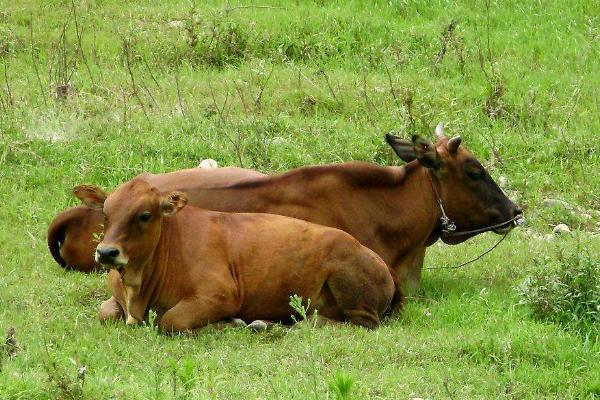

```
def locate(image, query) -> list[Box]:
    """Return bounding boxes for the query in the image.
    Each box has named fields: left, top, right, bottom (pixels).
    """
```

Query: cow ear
left=73, top=185, right=107, bottom=210
left=385, top=133, right=417, bottom=163
left=412, top=135, right=441, bottom=169
left=160, top=191, right=188, bottom=217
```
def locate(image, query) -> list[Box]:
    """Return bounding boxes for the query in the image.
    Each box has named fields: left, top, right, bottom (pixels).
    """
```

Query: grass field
left=1, top=0, right=599, bottom=398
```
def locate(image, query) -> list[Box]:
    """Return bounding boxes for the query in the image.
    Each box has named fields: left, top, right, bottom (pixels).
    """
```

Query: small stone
left=246, top=320, right=269, bottom=332
left=553, top=224, right=571, bottom=235
left=498, top=176, right=508, bottom=188
left=271, top=136, right=286, bottom=145
left=580, top=212, right=592, bottom=220
left=168, top=20, right=185, bottom=28
left=543, top=199, right=572, bottom=209
left=198, top=159, right=218, bottom=169
left=230, top=318, right=247, bottom=328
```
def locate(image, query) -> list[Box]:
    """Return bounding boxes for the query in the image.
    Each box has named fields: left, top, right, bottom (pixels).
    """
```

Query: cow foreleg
left=395, top=247, right=426, bottom=299
left=158, top=298, right=237, bottom=334
left=99, top=296, right=125, bottom=323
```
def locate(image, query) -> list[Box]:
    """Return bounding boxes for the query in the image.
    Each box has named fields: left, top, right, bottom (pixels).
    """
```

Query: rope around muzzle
left=426, top=173, right=524, bottom=270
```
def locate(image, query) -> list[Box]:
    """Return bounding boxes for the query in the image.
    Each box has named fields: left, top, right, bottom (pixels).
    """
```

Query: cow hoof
left=230, top=318, right=247, bottom=328
left=246, top=320, right=269, bottom=332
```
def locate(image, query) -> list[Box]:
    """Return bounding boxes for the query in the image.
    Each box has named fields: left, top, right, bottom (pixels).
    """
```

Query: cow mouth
left=493, top=215, right=524, bottom=234
left=99, top=260, right=126, bottom=267
left=98, top=260, right=127, bottom=274
left=493, top=224, right=513, bottom=234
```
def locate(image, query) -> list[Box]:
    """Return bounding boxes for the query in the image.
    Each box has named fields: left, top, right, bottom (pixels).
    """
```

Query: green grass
left=1, top=0, right=599, bottom=398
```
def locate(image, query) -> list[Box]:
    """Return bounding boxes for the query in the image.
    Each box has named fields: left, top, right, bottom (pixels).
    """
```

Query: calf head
left=73, top=179, right=187, bottom=285
left=386, top=124, right=522, bottom=244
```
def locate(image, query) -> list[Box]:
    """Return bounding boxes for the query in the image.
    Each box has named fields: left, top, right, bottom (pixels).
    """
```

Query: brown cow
left=48, top=167, right=265, bottom=272
left=74, top=179, right=395, bottom=332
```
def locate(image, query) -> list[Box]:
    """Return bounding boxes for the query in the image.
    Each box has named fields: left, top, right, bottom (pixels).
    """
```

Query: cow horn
left=435, top=123, right=446, bottom=139
left=448, top=135, right=462, bottom=153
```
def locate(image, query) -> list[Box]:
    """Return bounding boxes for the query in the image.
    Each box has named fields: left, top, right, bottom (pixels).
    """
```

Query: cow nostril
left=107, top=248, right=119, bottom=258
left=97, top=247, right=120, bottom=259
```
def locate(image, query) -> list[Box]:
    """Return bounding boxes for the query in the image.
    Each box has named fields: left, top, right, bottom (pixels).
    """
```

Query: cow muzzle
left=95, top=245, right=128, bottom=267
left=493, top=207, right=524, bottom=234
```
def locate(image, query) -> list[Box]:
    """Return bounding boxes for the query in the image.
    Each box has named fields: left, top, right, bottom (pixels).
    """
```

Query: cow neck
left=124, top=216, right=178, bottom=321
left=383, top=163, right=443, bottom=254
left=422, top=168, right=445, bottom=245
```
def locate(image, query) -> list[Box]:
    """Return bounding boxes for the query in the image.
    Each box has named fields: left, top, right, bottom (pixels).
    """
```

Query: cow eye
left=139, top=211, right=151, bottom=222
left=467, top=170, right=483, bottom=180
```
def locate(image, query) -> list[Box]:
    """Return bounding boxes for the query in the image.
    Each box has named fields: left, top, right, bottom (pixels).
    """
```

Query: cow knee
left=344, top=310, right=379, bottom=329
left=158, top=314, right=195, bottom=334
left=99, top=297, right=124, bottom=323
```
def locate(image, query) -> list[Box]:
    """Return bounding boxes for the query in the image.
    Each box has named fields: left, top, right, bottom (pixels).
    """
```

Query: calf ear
left=412, top=135, right=441, bottom=169
left=385, top=133, right=417, bottom=163
left=160, top=191, right=188, bottom=217
left=73, top=185, right=107, bottom=210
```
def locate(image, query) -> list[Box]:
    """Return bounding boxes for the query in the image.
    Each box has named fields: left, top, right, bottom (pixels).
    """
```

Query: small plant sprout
left=328, top=371, right=355, bottom=400
left=143, top=309, right=159, bottom=334
left=289, top=294, right=308, bottom=322
left=289, top=294, right=319, bottom=328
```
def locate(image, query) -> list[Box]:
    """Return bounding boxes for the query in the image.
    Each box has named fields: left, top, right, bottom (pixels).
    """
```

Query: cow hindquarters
left=320, top=249, right=395, bottom=329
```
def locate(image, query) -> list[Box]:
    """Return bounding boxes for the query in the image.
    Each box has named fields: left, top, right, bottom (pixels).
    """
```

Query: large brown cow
left=147, top=125, right=522, bottom=295
left=50, top=125, right=522, bottom=299
left=74, top=179, right=395, bottom=332
left=48, top=167, right=265, bottom=272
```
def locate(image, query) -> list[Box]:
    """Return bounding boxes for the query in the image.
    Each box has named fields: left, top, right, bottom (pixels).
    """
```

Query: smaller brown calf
left=75, top=179, right=396, bottom=332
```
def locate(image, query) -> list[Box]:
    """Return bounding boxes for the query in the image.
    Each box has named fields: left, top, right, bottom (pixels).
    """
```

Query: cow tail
left=47, top=208, right=76, bottom=269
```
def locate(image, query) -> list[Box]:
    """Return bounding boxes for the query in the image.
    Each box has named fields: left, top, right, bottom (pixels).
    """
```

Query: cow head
left=73, top=179, right=187, bottom=284
left=386, top=124, right=522, bottom=244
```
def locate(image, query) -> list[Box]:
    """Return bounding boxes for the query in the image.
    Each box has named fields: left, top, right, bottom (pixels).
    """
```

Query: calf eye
left=139, top=211, right=151, bottom=222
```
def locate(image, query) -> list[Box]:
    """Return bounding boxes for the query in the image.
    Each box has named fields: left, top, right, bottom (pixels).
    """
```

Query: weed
left=166, top=356, right=198, bottom=400
left=42, top=339, right=86, bottom=400
left=289, top=294, right=321, bottom=398
left=517, top=245, right=600, bottom=341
